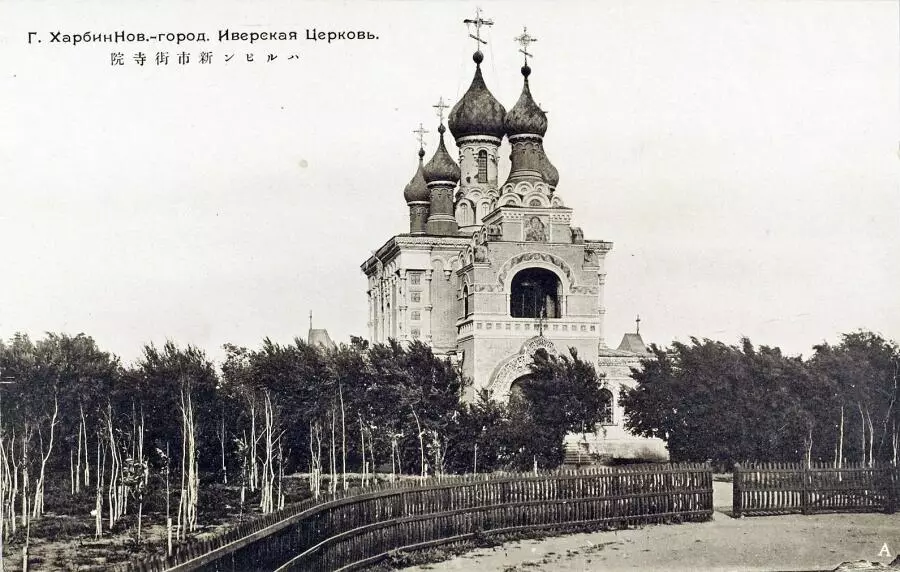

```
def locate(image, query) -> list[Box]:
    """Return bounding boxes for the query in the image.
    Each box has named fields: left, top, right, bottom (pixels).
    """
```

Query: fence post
left=800, top=463, right=810, bottom=515
left=732, top=463, right=742, bottom=518
left=887, top=466, right=897, bottom=515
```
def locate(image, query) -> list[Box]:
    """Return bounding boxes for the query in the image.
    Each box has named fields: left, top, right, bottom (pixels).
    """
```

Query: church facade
left=360, top=26, right=666, bottom=461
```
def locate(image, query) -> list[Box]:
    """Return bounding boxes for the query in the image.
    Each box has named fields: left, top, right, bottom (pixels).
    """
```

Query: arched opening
left=509, top=375, right=531, bottom=408
left=598, top=388, right=614, bottom=425
left=510, top=268, right=561, bottom=319
left=477, top=150, right=488, bottom=183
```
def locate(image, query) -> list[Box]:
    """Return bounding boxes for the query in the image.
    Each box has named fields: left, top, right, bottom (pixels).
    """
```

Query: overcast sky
left=0, top=0, right=898, bottom=365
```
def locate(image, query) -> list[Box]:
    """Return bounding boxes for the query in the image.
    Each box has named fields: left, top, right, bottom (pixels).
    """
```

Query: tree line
left=0, top=331, right=606, bottom=555
left=621, top=331, right=900, bottom=468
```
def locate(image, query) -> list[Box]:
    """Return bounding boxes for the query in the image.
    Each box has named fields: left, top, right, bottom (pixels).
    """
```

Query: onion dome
left=542, top=154, right=559, bottom=188
left=403, top=147, right=430, bottom=203
left=505, top=65, right=547, bottom=137
left=423, top=125, right=461, bottom=184
left=448, top=51, right=507, bottom=140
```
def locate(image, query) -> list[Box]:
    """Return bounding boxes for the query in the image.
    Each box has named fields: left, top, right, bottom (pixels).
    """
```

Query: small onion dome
left=542, top=154, right=559, bottom=188
left=423, top=125, right=461, bottom=184
left=448, top=51, right=507, bottom=140
left=403, top=147, right=430, bottom=203
left=505, top=65, right=547, bottom=137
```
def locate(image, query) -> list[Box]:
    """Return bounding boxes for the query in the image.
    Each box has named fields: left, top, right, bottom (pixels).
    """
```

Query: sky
left=0, top=0, right=898, bottom=365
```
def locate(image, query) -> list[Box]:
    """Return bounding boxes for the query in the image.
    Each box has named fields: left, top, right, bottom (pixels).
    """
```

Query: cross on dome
left=636, top=314, right=641, bottom=334
left=412, top=123, right=429, bottom=149
left=514, top=26, right=537, bottom=65
left=464, top=7, right=494, bottom=49
left=432, top=96, right=450, bottom=125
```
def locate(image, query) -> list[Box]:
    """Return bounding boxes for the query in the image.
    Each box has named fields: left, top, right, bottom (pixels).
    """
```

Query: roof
left=617, top=333, right=651, bottom=355
left=308, top=328, right=335, bottom=350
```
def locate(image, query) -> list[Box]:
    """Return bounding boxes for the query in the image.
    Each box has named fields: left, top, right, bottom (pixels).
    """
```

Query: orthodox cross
left=514, top=26, right=537, bottom=64
left=433, top=97, right=450, bottom=125
left=309, top=310, right=313, bottom=331
left=636, top=314, right=641, bottom=334
left=413, top=123, right=429, bottom=149
left=463, top=7, right=493, bottom=48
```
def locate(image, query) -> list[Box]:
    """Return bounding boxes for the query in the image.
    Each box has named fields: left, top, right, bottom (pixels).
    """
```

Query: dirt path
left=402, top=482, right=900, bottom=572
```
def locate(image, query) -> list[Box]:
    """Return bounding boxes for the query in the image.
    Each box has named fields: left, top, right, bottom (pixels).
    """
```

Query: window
left=411, top=310, right=420, bottom=321
left=457, top=202, right=473, bottom=226
left=599, top=389, right=614, bottom=425
left=462, top=285, right=470, bottom=317
left=411, top=292, right=421, bottom=303
left=510, top=268, right=561, bottom=319
left=409, top=273, right=421, bottom=285
left=477, top=150, right=488, bottom=183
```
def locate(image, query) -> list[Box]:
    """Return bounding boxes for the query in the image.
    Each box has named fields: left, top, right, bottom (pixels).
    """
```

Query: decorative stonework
left=496, top=252, right=576, bottom=292
left=488, top=336, right=560, bottom=397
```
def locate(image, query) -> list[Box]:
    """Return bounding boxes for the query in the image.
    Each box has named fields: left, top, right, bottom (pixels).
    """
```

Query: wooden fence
left=120, top=463, right=712, bottom=572
left=733, top=462, right=900, bottom=517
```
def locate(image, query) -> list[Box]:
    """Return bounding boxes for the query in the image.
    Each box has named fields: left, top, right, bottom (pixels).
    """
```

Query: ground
left=0, top=475, right=312, bottom=571
left=401, top=479, right=900, bottom=572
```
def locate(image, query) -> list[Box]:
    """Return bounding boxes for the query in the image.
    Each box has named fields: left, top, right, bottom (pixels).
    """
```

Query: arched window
left=458, top=202, right=476, bottom=226
left=599, top=389, right=614, bottom=425
left=477, top=150, right=488, bottom=183
left=510, top=268, right=561, bottom=319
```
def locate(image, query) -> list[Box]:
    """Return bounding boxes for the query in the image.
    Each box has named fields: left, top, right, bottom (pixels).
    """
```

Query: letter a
left=879, top=543, right=891, bottom=558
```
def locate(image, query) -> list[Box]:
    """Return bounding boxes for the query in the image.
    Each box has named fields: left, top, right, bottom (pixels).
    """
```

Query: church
left=360, top=19, right=667, bottom=462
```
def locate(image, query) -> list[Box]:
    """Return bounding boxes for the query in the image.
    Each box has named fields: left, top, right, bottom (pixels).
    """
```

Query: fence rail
left=733, top=461, right=900, bottom=517
left=122, top=463, right=712, bottom=572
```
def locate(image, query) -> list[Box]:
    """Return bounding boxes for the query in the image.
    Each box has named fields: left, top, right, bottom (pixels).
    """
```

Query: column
left=597, top=272, right=607, bottom=348
left=423, top=270, right=434, bottom=344
left=398, top=270, right=408, bottom=342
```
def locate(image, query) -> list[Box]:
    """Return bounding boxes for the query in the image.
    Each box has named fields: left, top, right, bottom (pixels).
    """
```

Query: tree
left=443, top=389, right=509, bottom=474
left=619, top=334, right=899, bottom=467
left=505, top=348, right=607, bottom=470
left=809, top=332, right=900, bottom=466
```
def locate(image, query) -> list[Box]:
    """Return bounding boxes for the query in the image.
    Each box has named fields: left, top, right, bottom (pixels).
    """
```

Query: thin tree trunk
left=858, top=402, right=866, bottom=466
left=32, top=397, right=58, bottom=518
left=866, top=406, right=875, bottom=467
left=250, top=400, right=258, bottom=492
left=411, top=407, right=425, bottom=478
left=358, top=415, right=366, bottom=487
left=837, top=404, right=844, bottom=469
left=80, top=405, right=90, bottom=488
left=166, top=441, right=171, bottom=555
left=339, top=385, right=347, bottom=491
left=330, top=408, right=337, bottom=495
left=75, top=416, right=82, bottom=493
left=219, top=415, right=227, bottom=485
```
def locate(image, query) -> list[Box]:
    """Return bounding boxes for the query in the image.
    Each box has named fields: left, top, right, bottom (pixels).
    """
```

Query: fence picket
left=122, top=464, right=714, bottom=572
left=732, top=462, right=900, bottom=517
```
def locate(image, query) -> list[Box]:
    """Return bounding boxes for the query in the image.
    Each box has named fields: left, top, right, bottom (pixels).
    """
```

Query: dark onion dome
left=403, top=147, right=430, bottom=203
left=448, top=51, right=507, bottom=140
left=504, top=65, right=547, bottom=137
left=542, top=153, right=559, bottom=188
left=423, top=125, right=461, bottom=184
